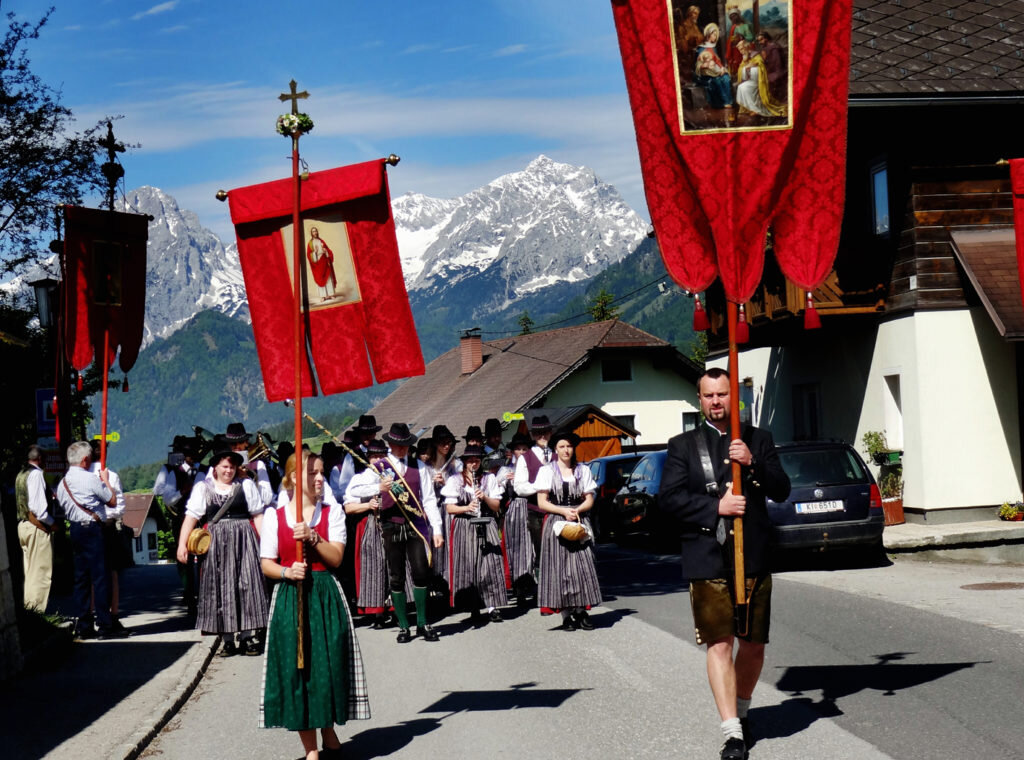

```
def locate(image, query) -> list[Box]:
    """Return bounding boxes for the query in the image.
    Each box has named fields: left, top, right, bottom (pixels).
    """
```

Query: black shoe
left=488, top=609, right=503, bottom=623
left=740, top=717, right=754, bottom=749
left=372, top=616, right=387, bottom=630
left=396, top=628, right=412, bottom=644
left=418, top=625, right=440, bottom=642
left=243, top=639, right=262, bottom=656
left=574, top=611, right=595, bottom=630
left=219, top=640, right=239, bottom=656
left=720, top=737, right=747, bottom=760
left=96, top=627, right=129, bottom=640
left=109, top=617, right=127, bottom=633
left=469, top=609, right=485, bottom=626
left=73, top=626, right=96, bottom=641
left=561, top=617, right=578, bottom=632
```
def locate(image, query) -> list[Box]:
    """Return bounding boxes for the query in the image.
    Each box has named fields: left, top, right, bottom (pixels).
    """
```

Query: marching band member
left=375, top=423, right=444, bottom=643
left=512, top=414, right=555, bottom=603
left=342, top=439, right=393, bottom=629
left=483, top=417, right=509, bottom=473
left=535, top=430, right=602, bottom=631
left=205, top=423, right=274, bottom=507
left=492, top=432, right=535, bottom=603
left=177, top=449, right=268, bottom=655
left=154, top=435, right=205, bottom=618
left=329, top=415, right=382, bottom=503
left=424, top=424, right=459, bottom=593
left=259, top=450, right=370, bottom=760
left=442, top=444, right=507, bottom=623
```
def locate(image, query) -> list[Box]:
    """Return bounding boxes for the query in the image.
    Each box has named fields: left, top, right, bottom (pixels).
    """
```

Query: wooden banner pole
left=726, top=301, right=748, bottom=632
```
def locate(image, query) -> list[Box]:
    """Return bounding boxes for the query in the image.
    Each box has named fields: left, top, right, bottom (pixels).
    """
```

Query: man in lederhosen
left=511, top=413, right=554, bottom=604
left=659, top=368, right=790, bottom=760
left=374, top=422, right=444, bottom=643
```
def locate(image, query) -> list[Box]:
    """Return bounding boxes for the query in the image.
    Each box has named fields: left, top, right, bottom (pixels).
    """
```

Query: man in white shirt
left=15, top=446, right=57, bottom=612
left=90, top=440, right=128, bottom=632
left=329, top=415, right=382, bottom=503
left=513, top=413, right=555, bottom=577
left=56, top=440, right=123, bottom=639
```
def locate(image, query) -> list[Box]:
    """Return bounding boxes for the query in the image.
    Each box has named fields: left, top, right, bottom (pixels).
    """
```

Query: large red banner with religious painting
left=62, top=206, right=149, bottom=372
left=1011, top=159, right=1024, bottom=309
left=227, top=158, right=424, bottom=402
left=612, top=0, right=852, bottom=303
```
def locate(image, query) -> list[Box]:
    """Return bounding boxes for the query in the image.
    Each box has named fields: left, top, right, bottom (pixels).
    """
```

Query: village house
left=368, top=319, right=702, bottom=459
left=706, top=0, right=1024, bottom=523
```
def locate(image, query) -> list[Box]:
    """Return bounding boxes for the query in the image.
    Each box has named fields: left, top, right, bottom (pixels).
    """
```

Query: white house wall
left=709, top=308, right=1021, bottom=513
left=545, top=354, right=699, bottom=445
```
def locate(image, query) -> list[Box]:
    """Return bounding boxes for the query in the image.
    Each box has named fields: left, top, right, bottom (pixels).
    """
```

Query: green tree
left=1, top=8, right=106, bottom=275
left=517, top=311, right=535, bottom=335
left=587, top=288, right=621, bottom=322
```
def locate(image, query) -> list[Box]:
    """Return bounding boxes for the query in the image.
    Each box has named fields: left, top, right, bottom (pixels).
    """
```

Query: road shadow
left=344, top=718, right=443, bottom=759
left=768, top=651, right=984, bottom=730
left=772, top=545, right=893, bottom=573
left=1, top=639, right=194, bottom=759
left=420, top=681, right=588, bottom=713
left=595, top=545, right=687, bottom=599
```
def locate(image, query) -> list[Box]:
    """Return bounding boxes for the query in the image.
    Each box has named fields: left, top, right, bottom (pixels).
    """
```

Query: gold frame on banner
left=667, top=0, right=794, bottom=135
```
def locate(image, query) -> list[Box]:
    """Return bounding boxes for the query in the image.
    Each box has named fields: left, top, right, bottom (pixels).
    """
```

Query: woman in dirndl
left=442, top=444, right=508, bottom=623
left=536, top=430, right=602, bottom=631
left=259, top=449, right=370, bottom=760
left=424, top=425, right=459, bottom=589
left=492, top=433, right=536, bottom=605
left=343, top=438, right=392, bottom=629
left=176, top=450, right=268, bottom=654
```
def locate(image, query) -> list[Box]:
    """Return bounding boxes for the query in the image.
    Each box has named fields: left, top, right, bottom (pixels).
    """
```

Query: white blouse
left=184, top=478, right=263, bottom=521
left=259, top=499, right=346, bottom=559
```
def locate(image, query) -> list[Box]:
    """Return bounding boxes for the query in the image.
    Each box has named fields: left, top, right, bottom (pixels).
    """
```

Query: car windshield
left=778, top=448, right=868, bottom=488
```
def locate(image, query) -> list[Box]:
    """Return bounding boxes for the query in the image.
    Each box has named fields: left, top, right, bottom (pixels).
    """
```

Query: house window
left=147, top=533, right=157, bottom=551
left=792, top=382, right=822, bottom=441
left=134, top=537, right=142, bottom=553
left=870, top=163, right=889, bottom=236
left=682, top=412, right=699, bottom=432
left=601, top=358, right=632, bottom=383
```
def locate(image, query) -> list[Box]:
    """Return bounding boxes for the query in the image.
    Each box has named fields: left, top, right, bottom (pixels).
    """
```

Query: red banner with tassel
left=1011, top=159, right=1024, bottom=309
left=227, top=159, right=424, bottom=402
left=611, top=0, right=851, bottom=307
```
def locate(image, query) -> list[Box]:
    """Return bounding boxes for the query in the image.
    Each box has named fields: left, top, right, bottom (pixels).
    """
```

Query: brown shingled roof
left=950, top=228, right=1024, bottom=340
left=850, top=0, right=1024, bottom=96
left=367, top=320, right=687, bottom=438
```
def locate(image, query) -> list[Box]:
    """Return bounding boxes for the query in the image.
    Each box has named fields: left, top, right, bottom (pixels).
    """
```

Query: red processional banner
left=227, top=158, right=424, bottom=402
left=1011, top=159, right=1024, bottom=308
left=62, top=206, right=149, bottom=372
left=611, top=0, right=852, bottom=302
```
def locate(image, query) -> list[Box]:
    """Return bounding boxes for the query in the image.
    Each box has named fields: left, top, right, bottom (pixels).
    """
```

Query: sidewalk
left=883, top=518, right=1024, bottom=562
left=1, top=563, right=218, bottom=760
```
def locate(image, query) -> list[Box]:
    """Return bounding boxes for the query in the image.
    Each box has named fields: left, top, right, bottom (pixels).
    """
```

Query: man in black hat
left=375, top=422, right=444, bottom=642
left=154, top=435, right=205, bottom=618
left=483, top=418, right=508, bottom=472
left=210, top=423, right=273, bottom=506
left=659, top=368, right=789, bottom=760
left=330, top=415, right=382, bottom=503
left=511, top=413, right=555, bottom=602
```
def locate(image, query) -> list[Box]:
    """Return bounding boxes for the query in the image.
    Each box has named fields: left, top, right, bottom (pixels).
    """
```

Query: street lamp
left=28, top=275, right=60, bottom=328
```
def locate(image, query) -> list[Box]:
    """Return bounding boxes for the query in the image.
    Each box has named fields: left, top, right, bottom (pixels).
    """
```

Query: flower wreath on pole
left=276, top=112, right=314, bottom=137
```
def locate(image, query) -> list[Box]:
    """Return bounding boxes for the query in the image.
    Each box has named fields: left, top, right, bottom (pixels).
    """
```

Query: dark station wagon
left=586, top=452, right=646, bottom=540
left=768, top=441, right=885, bottom=551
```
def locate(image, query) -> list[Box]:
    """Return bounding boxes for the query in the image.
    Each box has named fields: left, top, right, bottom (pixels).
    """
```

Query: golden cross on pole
left=278, top=79, right=309, bottom=115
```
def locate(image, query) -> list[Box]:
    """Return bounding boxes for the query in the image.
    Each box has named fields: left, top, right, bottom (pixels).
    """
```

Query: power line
left=479, top=274, right=680, bottom=336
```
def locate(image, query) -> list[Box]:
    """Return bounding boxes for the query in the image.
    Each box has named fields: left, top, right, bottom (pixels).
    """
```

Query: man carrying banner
left=659, top=368, right=789, bottom=759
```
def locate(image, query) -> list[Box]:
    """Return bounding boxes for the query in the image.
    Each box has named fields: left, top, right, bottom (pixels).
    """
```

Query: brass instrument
left=248, top=431, right=279, bottom=467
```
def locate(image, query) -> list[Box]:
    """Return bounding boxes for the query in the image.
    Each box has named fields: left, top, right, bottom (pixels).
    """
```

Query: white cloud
left=132, top=2, right=179, bottom=21
left=494, top=44, right=527, bottom=57
left=160, top=25, right=188, bottom=34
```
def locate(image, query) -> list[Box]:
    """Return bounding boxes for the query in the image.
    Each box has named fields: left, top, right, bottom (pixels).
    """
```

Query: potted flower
left=863, top=431, right=905, bottom=525
left=998, top=501, right=1024, bottom=522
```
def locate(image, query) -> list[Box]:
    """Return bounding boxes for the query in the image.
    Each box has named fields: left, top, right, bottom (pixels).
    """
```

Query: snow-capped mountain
left=393, top=155, right=648, bottom=311
left=3, top=156, right=648, bottom=343
left=122, top=187, right=248, bottom=346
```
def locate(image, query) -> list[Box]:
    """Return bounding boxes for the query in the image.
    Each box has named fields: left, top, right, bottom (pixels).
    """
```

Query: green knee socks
left=413, top=586, right=429, bottom=628
left=391, top=591, right=410, bottom=630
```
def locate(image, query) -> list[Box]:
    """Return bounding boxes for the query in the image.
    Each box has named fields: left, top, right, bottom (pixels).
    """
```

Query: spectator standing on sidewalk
left=15, top=445, right=59, bottom=612
left=56, top=440, right=125, bottom=639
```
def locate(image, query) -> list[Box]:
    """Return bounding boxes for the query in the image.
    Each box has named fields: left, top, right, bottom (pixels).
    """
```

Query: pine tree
left=517, top=311, right=535, bottom=335
left=587, top=288, right=621, bottom=322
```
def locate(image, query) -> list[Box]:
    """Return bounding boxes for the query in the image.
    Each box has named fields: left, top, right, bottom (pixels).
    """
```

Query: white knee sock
left=721, top=717, right=743, bottom=741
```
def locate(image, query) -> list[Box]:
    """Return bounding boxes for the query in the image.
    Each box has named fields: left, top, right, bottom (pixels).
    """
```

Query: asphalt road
left=142, top=546, right=1024, bottom=760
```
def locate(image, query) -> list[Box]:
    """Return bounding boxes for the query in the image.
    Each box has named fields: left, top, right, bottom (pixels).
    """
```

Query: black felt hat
left=549, top=430, right=581, bottom=450
left=382, top=422, right=417, bottom=447
left=355, top=415, right=383, bottom=433
left=484, top=418, right=502, bottom=438
left=509, top=432, right=533, bottom=450
left=365, top=439, right=388, bottom=456
left=431, top=425, right=456, bottom=444
left=463, top=425, right=484, bottom=442
left=209, top=450, right=244, bottom=469
left=223, top=422, right=252, bottom=444
left=530, top=414, right=553, bottom=433
left=460, top=444, right=487, bottom=460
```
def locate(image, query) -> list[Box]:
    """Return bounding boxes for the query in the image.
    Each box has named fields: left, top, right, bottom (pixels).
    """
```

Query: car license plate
left=795, top=500, right=844, bottom=514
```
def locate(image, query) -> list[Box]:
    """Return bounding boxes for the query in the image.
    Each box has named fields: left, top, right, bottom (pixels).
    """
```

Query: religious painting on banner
left=227, top=159, right=424, bottom=402
left=279, top=217, right=362, bottom=310
left=670, top=0, right=791, bottom=133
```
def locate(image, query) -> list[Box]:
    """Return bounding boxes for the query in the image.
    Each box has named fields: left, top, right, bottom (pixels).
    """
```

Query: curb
left=884, top=521, right=1024, bottom=552
left=119, top=636, right=220, bottom=760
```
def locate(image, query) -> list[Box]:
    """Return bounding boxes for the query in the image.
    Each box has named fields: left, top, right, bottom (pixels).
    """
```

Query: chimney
left=460, top=327, right=483, bottom=375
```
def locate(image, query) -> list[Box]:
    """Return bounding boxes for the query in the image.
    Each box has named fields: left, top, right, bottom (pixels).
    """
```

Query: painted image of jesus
left=306, top=226, right=337, bottom=303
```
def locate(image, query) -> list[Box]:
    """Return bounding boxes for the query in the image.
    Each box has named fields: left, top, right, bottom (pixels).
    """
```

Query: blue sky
left=13, top=0, right=648, bottom=243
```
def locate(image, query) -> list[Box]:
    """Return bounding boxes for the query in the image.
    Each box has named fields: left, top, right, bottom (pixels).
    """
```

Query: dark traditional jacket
left=659, top=423, right=789, bottom=580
